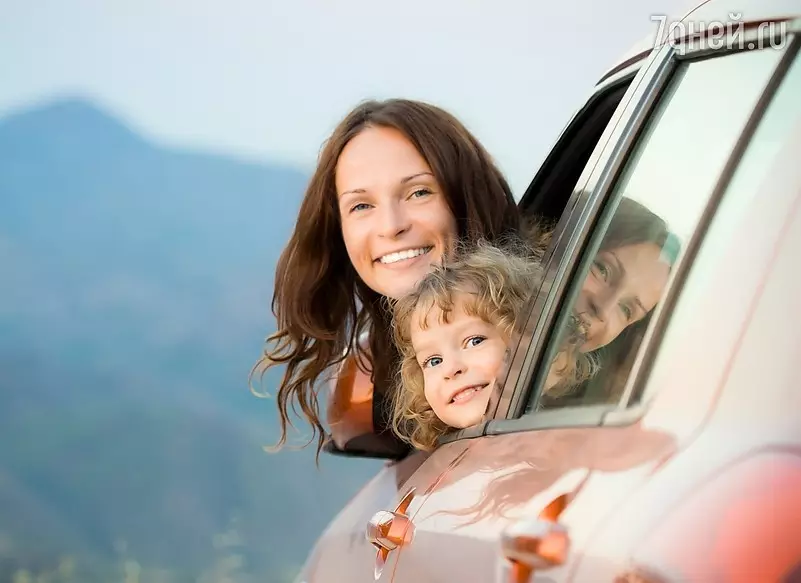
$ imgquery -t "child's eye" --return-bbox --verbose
[466,336,486,348]
[423,356,443,368]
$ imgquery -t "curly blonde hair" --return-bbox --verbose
[390,239,544,451]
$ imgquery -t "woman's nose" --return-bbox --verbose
[587,293,625,347]
[376,201,411,238]
[586,295,617,344]
[587,296,609,323]
[588,285,621,322]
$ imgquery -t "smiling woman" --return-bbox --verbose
[336,126,458,301]
[250,98,522,458]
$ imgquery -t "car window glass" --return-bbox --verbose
[632,48,801,407]
[524,46,785,413]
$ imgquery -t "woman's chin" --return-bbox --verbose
[580,338,600,353]
[373,257,439,299]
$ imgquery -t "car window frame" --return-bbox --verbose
[435,51,656,447]
[489,19,801,436]
[489,41,678,427]
[603,21,801,428]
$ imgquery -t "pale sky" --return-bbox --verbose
[0,0,687,196]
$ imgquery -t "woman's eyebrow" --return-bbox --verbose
[608,251,626,283]
[400,172,435,184]
[339,172,433,198]
[338,187,366,199]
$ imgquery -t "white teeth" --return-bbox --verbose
[378,247,430,265]
[451,388,477,403]
[450,384,486,404]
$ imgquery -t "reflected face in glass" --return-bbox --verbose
[336,126,458,300]
[410,294,508,429]
[574,242,670,352]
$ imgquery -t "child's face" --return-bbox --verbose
[410,293,509,429]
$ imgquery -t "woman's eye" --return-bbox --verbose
[423,356,443,368]
[592,259,609,281]
[466,336,486,347]
[410,188,432,199]
[619,303,633,322]
[350,202,371,213]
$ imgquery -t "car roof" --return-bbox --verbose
[599,0,801,83]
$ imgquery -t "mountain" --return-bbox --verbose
[0,97,382,582]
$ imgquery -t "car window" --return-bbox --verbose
[524,45,786,413]
[630,44,801,409]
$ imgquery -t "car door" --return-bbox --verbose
[386,19,797,583]
[571,35,801,580]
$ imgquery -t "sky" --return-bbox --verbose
[0,0,688,197]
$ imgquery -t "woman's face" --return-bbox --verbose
[336,126,458,300]
[574,241,670,352]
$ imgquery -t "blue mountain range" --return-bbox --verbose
[0,97,381,582]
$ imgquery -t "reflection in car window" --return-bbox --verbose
[526,45,786,413]
[636,49,801,408]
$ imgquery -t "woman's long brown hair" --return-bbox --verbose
[250,98,520,458]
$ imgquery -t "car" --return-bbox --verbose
[298,1,801,582]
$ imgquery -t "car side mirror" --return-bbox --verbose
[325,351,411,461]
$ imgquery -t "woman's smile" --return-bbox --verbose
[376,246,433,265]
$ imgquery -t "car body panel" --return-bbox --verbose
[300,452,426,582]
[301,441,482,582]
[390,422,679,582]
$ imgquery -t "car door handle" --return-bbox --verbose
[500,493,571,583]
[366,488,416,580]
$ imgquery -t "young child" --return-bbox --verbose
[390,240,544,451]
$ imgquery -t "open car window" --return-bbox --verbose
[517,67,639,230]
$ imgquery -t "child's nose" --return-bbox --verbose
[444,357,466,380]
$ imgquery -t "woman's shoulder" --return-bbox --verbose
[326,339,375,448]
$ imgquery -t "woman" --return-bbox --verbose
[250,98,522,458]
[541,196,680,406]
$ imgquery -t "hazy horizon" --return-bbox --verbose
[1,0,687,197]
